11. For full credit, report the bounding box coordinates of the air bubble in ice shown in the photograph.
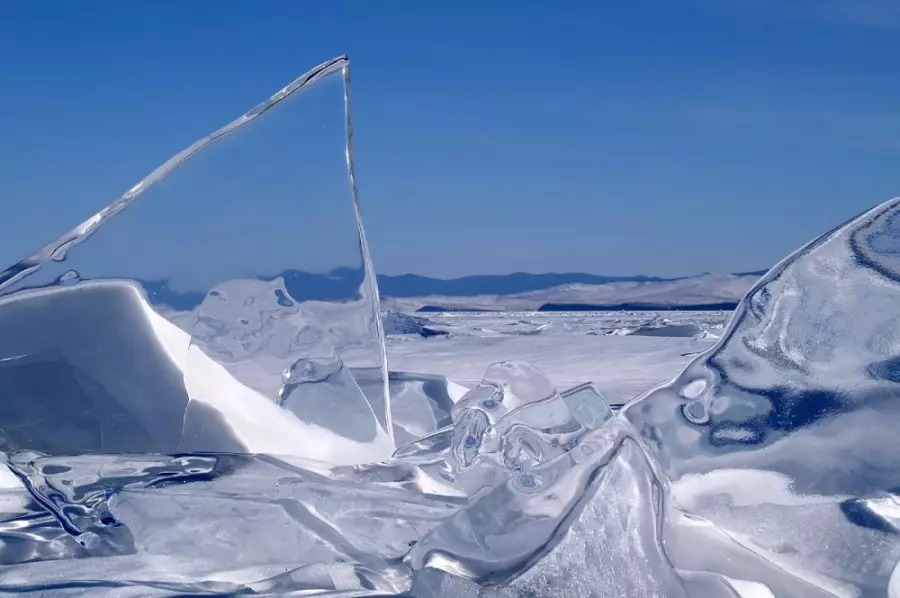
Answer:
[682,400,709,424]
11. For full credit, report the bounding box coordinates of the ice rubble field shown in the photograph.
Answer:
[1,54,900,597]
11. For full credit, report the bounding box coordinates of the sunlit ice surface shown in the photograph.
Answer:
[0,55,899,597]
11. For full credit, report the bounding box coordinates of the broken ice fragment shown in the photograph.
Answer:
[624,196,900,594]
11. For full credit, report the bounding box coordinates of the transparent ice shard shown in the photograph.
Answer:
[408,439,687,598]
[0,56,394,464]
[447,362,606,477]
[402,362,624,584]
[390,362,613,495]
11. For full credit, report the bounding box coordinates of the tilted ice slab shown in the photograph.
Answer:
[0,56,395,465]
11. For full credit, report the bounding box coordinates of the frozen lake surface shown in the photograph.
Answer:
[386,310,729,401]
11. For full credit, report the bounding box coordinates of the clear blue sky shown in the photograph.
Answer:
[1,1,898,279]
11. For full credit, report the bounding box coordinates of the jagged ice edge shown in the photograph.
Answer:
[344,60,394,446]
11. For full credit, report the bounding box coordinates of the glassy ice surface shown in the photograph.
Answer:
[620,197,900,597]
[0,56,393,465]
[2,56,900,596]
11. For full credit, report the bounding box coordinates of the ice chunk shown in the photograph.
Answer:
[448,362,596,473]
[408,439,688,597]
[402,362,625,583]
[407,418,635,587]
[624,196,900,595]
[0,56,394,464]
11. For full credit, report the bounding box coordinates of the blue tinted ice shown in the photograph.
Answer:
[0,56,394,465]
[620,196,900,596]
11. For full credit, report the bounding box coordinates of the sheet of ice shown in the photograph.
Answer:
[0,56,394,464]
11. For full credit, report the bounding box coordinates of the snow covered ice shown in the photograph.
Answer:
[0,54,899,597]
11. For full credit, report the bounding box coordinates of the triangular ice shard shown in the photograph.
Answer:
[0,56,394,465]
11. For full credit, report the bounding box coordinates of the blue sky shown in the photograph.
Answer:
[1,1,899,279]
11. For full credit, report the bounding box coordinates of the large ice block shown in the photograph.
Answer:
[624,197,900,595]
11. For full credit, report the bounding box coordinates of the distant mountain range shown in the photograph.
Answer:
[377,272,668,297]
[141,269,767,312]
[379,271,766,312]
